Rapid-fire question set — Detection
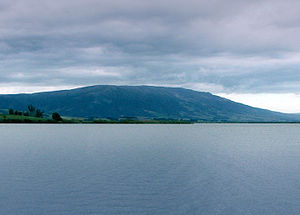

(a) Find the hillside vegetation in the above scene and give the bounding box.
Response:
[0,85,299,122]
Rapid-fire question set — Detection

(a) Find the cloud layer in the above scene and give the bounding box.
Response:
[1,0,300,96]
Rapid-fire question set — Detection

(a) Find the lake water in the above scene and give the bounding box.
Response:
[0,124,299,215]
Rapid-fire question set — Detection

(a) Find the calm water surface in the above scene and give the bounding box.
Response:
[0,124,299,215]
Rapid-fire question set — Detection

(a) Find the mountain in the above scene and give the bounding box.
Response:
[0,85,299,122]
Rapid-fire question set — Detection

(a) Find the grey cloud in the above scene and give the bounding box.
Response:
[1,0,300,93]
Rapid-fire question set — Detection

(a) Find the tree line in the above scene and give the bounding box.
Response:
[9,105,43,118]
[9,105,62,121]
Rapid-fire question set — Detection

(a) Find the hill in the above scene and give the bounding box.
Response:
[0,85,299,122]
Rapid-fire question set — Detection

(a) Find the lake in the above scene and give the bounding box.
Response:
[0,124,299,214]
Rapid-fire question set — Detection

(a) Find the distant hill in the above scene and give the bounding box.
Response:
[0,85,299,122]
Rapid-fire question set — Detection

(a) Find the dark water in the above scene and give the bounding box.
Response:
[0,124,299,215]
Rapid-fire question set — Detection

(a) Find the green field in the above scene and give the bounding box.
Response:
[0,114,54,123]
[0,113,193,124]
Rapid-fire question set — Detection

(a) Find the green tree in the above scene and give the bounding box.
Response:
[9,109,14,115]
[14,110,22,115]
[52,112,62,121]
[28,105,35,116]
[36,109,44,118]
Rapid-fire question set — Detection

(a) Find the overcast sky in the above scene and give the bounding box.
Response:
[1,0,300,112]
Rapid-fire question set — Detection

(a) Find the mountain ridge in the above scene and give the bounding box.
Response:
[0,85,299,122]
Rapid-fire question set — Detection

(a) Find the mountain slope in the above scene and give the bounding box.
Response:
[0,85,298,122]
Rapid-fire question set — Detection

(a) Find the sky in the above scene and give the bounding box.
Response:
[1,0,300,113]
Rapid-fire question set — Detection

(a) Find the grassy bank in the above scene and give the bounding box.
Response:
[92,118,193,124]
[0,114,54,123]
[0,114,193,124]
